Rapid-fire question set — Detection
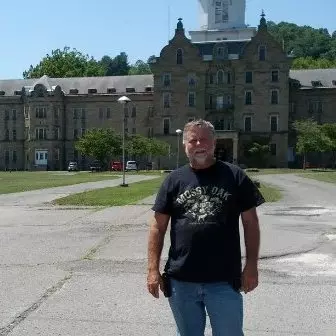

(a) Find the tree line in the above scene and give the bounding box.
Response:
[23,47,154,79]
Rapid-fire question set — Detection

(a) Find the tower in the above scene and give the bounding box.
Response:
[199,0,246,30]
[189,0,256,42]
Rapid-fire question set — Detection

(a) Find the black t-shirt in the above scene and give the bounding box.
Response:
[152,160,265,288]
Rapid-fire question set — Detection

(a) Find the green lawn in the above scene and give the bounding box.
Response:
[55,176,165,206]
[298,171,336,184]
[55,175,281,206]
[0,171,119,194]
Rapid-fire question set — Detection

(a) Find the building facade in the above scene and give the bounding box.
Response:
[1,7,336,170]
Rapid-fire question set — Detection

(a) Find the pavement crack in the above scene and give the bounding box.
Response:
[0,273,72,336]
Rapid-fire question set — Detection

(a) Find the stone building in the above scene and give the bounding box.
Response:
[0,0,336,170]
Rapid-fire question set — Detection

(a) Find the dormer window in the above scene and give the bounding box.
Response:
[259,45,266,61]
[217,47,224,57]
[176,48,183,65]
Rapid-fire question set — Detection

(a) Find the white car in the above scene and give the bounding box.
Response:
[126,161,138,171]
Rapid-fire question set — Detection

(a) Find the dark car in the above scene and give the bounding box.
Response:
[68,161,79,172]
[90,161,102,172]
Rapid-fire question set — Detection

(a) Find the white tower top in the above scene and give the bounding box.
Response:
[199,0,246,30]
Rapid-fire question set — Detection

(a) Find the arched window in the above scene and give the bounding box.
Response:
[217,70,224,84]
[176,48,183,65]
[259,45,266,61]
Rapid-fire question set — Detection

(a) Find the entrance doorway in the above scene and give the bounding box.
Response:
[215,139,233,162]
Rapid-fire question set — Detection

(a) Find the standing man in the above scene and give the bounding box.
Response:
[147,119,264,336]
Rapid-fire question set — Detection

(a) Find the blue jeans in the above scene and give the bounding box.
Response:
[168,279,243,336]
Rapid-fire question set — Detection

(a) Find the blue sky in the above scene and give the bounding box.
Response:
[1,0,335,79]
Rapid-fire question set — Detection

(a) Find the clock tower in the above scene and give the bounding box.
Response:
[189,0,256,42]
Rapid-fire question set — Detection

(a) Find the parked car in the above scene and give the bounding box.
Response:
[90,160,102,172]
[125,160,138,172]
[68,161,79,172]
[111,161,123,171]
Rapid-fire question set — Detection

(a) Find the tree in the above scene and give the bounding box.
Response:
[148,138,170,157]
[293,120,332,168]
[247,142,270,168]
[321,123,336,168]
[75,129,122,166]
[129,60,152,75]
[23,47,105,79]
[100,52,130,76]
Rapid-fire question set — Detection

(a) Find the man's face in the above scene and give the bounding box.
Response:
[184,126,216,165]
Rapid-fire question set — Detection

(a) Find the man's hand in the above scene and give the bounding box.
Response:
[241,262,258,294]
[147,270,163,298]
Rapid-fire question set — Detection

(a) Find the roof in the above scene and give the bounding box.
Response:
[289,69,336,88]
[0,74,154,96]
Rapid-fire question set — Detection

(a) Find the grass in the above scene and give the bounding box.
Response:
[0,171,119,194]
[55,175,281,206]
[298,171,336,184]
[55,176,165,206]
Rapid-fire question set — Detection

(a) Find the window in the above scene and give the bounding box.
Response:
[54,128,60,140]
[163,73,171,86]
[217,70,224,84]
[227,95,232,105]
[270,144,277,156]
[216,96,224,110]
[245,71,253,84]
[163,93,171,108]
[36,107,47,118]
[12,130,17,141]
[215,0,229,23]
[24,107,29,119]
[270,115,278,132]
[106,108,111,119]
[124,106,129,118]
[227,71,232,84]
[5,129,9,140]
[5,150,9,165]
[163,118,170,135]
[132,128,136,134]
[54,107,60,119]
[99,107,103,119]
[188,74,196,87]
[271,90,279,104]
[244,116,252,132]
[81,128,86,136]
[209,73,214,84]
[81,108,86,119]
[148,106,154,117]
[147,127,153,138]
[176,49,183,65]
[131,106,136,118]
[55,148,60,161]
[209,95,214,108]
[5,110,9,120]
[245,91,252,105]
[12,110,17,121]
[188,92,196,107]
[73,108,79,119]
[217,47,224,57]
[12,151,17,163]
[73,129,79,139]
[35,128,47,140]
[259,45,266,61]
[272,70,279,82]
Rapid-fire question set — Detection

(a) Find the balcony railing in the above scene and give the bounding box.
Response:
[205,104,234,112]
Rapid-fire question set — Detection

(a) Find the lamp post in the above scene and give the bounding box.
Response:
[117,96,131,187]
[176,129,182,169]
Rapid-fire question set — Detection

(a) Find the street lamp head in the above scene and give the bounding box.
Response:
[118,96,131,104]
[176,129,182,135]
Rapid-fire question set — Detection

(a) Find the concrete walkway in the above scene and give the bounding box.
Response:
[0,173,335,335]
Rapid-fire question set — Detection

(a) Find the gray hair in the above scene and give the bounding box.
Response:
[182,119,216,143]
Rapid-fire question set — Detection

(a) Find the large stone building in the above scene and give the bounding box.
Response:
[1,0,336,170]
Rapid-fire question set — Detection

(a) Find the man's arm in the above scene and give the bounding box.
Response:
[241,207,260,293]
[147,212,170,298]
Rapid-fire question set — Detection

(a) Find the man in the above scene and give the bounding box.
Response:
[147,119,264,336]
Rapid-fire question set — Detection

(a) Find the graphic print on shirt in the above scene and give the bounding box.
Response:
[175,186,232,223]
